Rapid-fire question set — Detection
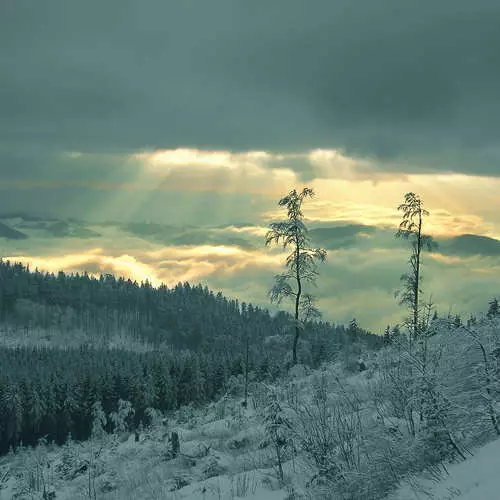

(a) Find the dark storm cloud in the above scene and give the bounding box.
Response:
[1,0,499,176]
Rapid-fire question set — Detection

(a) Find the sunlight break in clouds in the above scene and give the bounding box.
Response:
[134,147,388,181]
[3,145,500,330]
[132,148,296,194]
[134,149,285,169]
[308,148,400,181]
[131,147,392,194]
[133,148,500,239]
[8,250,163,287]
[219,225,269,237]
[6,244,285,291]
[296,172,500,239]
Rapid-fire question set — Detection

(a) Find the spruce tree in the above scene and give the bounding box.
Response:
[487,298,499,319]
[395,192,436,347]
[265,188,327,365]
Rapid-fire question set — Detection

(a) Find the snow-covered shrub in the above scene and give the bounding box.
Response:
[215,397,227,420]
[13,438,56,499]
[202,456,227,479]
[227,435,250,450]
[340,342,365,373]
[176,403,199,428]
[261,387,294,485]
[230,470,258,497]
[144,407,163,429]
[226,374,245,397]
[170,474,190,491]
[56,433,88,480]
[91,401,107,439]
[110,399,135,434]
[289,373,370,498]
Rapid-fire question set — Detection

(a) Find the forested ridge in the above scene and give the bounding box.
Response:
[0,260,381,456]
[0,260,377,350]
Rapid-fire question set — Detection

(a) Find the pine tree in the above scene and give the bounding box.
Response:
[265,188,327,365]
[348,318,359,342]
[91,401,107,440]
[110,400,134,434]
[487,298,499,319]
[395,192,436,347]
[383,325,391,345]
[262,389,291,484]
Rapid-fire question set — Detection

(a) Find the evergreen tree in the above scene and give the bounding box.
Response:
[348,318,359,341]
[487,298,499,319]
[383,325,391,345]
[265,188,327,365]
[395,192,436,347]
[91,401,107,440]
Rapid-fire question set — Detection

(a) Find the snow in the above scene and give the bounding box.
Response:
[388,438,500,500]
[3,321,500,500]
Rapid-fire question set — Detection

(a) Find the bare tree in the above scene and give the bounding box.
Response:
[265,188,327,365]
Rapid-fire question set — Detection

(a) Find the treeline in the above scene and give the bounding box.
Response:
[0,345,242,455]
[0,260,378,354]
[0,331,374,456]
[0,260,382,456]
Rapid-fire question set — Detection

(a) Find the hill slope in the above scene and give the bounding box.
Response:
[389,437,500,500]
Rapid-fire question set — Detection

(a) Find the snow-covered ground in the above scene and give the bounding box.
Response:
[0,390,304,500]
[2,319,500,500]
[388,438,500,500]
[4,419,500,500]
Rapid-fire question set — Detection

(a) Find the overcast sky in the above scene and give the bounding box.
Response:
[1,0,499,331]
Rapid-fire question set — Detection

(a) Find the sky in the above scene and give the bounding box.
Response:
[1,0,500,331]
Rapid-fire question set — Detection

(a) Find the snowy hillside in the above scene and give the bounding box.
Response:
[389,438,500,500]
[1,318,500,499]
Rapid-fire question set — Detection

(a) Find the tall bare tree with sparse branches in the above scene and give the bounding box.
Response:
[265,188,327,365]
[395,192,436,348]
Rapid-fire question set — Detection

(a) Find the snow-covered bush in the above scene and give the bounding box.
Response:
[261,387,295,485]
[109,399,135,434]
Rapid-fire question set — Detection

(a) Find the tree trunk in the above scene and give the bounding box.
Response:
[293,237,302,366]
[413,209,422,344]
[171,431,179,457]
[243,331,249,407]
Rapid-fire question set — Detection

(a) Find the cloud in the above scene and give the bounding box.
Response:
[1,143,499,241]
[133,147,396,188]
[1,0,499,176]
[8,249,163,286]
[309,224,377,250]
[119,223,242,249]
[0,146,407,197]
[2,0,500,340]
[438,234,500,258]
[3,218,500,331]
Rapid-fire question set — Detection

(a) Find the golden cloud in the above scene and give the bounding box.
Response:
[6,244,284,290]
[258,172,500,239]
[8,250,163,286]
